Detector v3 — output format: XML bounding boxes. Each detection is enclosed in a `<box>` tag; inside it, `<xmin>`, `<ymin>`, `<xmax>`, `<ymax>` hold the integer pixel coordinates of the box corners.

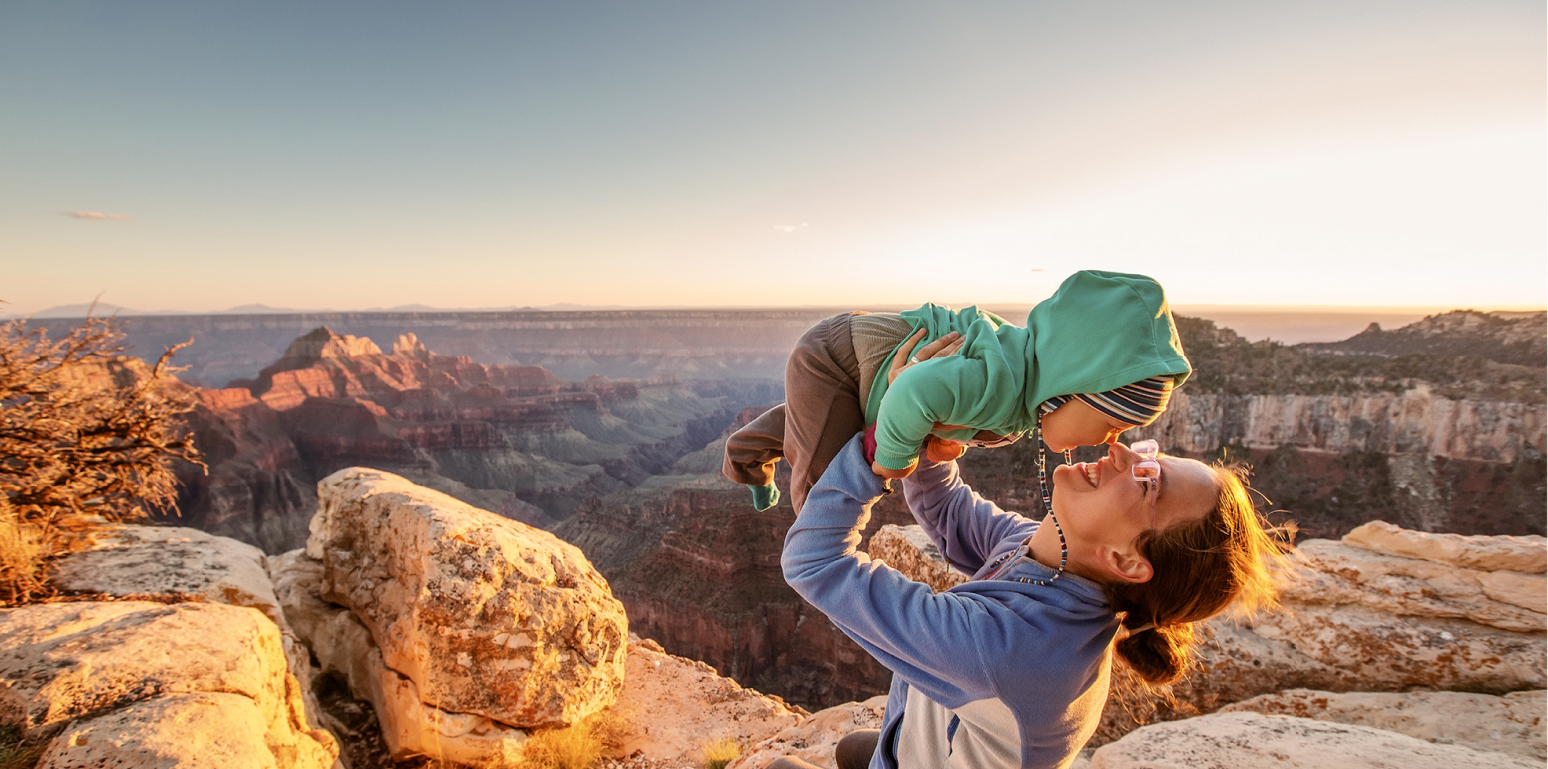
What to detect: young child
<box><xmin>723</xmin><ymin>269</ymin><xmax>1191</xmax><ymax>513</ymax></box>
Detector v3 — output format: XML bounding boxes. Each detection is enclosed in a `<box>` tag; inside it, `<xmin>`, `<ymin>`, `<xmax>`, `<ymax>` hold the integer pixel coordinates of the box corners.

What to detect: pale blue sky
<box><xmin>2</xmin><ymin>1</ymin><xmax>1543</xmax><ymax>314</ymax></box>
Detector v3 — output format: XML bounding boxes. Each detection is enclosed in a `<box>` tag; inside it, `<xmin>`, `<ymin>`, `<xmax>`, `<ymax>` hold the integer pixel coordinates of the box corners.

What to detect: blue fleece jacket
<box><xmin>782</xmin><ymin>435</ymin><xmax>1118</xmax><ymax>769</ymax></box>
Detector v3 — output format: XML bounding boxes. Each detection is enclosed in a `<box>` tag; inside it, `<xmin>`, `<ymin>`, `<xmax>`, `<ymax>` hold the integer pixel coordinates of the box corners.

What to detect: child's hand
<box><xmin>923</xmin><ymin>436</ymin><xmax>967</xmax><ymax>463</ymax></box>
<box><xmin>888</xmin><ymin>328</ymin><xmax>964</xmax><ymax>385</ymax></box>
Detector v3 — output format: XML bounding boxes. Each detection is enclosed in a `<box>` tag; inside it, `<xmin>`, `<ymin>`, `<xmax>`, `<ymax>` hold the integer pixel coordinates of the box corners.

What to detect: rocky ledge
<box><xmin>4</xmin><ymin>470</ymin><xmax>1542</xmax><ymax>768</ymax></box>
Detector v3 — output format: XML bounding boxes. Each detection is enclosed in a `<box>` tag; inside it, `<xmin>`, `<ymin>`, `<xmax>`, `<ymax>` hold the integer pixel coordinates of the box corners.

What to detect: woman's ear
<box><xmin>1101</xmin><ymin>544</ymin><xmax>1154</xmax><ymax>584</ymax></box>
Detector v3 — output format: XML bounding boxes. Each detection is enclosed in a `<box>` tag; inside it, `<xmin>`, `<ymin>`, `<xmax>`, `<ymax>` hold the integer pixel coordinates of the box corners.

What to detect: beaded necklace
<box><xmin>987</xmin><ymin>410</ymin><xmax>1070</xmax><ymax>586</ymax></box>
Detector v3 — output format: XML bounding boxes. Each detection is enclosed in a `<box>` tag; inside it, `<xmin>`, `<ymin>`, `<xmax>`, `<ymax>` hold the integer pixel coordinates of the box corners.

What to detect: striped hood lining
<box><xmin>1039</xmin><ymin>375</ymin><xmax>1175</xmax><ymax>427</ymax></box>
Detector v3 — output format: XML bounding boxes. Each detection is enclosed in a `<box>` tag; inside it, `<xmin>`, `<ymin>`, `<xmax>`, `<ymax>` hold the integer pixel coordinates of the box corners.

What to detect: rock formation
<box><xmin>0</xmin><ymin>601</ymin><xmax>337</xmax><ymax>768</ymax></box>
<box><xmin>174</xmin><ymin>326</ymin><xmax>754</xmax><ymax>553</ymax></box>
<box><xmin>264</xmin><ymin>466</ymin><xmax>803</xmax><ymax>765</ymax></box>
<box><xmin>303</xmin><ymin>468</ymin><xmax>628</xmax><ymax>748</ymax></box>
<box><xmin>1297</xmin><ymin>309</ymin><xmax>1546</xmax><ymax>367</ymax></box>
<box><xmin>1086</xmin><ymin>711</ymin><xmax>1539</xmax><ymax>769</ymax></box>
<box><xmin>728</xmin><ymin>696</ymin><xmax>888</xmax><ymax>769</ymax></box>
<box><xmin>615</xmin><ymin>636</ymin><xmax>806</xmax><ymax>759</ymax></box>
<box><xmin>1220</xmin><ymin>689</ymin><xmax>1545</xmax><ymax>760</ymax></box>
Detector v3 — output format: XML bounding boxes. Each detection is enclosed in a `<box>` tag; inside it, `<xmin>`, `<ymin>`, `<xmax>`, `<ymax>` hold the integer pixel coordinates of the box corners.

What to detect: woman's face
<box><xmin>1040</xmin><ymin>399</ymin><xmax>1136</xmax><ymax>452</ymax></box>
<box><xmin>1050</xmin><ymin>442</ymin><xmax>1218</xmax><ymax>574</ymax></box>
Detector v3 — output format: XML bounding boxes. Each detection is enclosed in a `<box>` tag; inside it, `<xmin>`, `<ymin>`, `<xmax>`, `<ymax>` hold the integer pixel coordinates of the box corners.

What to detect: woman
<box><xmin>774</xmin><ymin>346</ymin><xmax>1291</xmax><ymax>769</ymax></box>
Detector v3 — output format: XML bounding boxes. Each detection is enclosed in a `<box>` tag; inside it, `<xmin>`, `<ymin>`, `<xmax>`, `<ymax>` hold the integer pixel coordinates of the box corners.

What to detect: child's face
<box><xmin>1041</xmin><ymin>399</ymin><xmax>1135</xmax><ymax>452</ymax></box>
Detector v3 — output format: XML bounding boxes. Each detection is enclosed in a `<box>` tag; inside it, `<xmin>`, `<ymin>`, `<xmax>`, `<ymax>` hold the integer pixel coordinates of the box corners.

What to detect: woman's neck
<box><xmin>1029</xmin><ymin>513</ymin><xmax>1104</xmax><ymax>582</ymax></box>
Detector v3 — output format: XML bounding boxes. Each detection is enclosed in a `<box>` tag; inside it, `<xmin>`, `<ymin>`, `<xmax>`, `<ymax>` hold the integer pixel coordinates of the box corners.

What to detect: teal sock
<box><xmin>749</xmin><ymin>482</ymin><xmax>780</xmax><ymax>511</ymax></box>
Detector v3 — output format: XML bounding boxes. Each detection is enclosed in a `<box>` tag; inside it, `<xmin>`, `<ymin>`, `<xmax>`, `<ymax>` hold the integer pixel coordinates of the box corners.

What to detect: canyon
<box><xmin>171</xmin><ymin>327</ymin><xmax>777</xmax><ymax>553</ymax></box>
<box><xmin>54</xmin><ymin>307</ymin><xmax>1544</xmax><ymax>712</ymax></box>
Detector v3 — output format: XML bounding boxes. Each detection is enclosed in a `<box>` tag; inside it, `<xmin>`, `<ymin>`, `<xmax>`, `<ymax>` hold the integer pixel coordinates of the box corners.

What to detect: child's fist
<box><xmin>923</xmin><ymin>437</ymin><xmax>967</xmax><ymax>463</ymax></box>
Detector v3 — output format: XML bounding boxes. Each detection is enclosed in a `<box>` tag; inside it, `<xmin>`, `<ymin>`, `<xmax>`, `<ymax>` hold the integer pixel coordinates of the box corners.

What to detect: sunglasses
<box><xmin>1128</xmin><ymin>439</ymin><xmax>1162</xmax><ymax>525</ymax></box>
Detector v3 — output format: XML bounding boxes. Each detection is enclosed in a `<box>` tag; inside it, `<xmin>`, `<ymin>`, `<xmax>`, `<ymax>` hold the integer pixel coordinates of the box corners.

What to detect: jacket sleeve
<box><xmin>871</xmin><ymin>356</ymin><xmax>988</xmax><ymax>470</ymax></box>
<box><xmin>782</xmin><ymin>434</ymin><xmax>998</xmax><ymax>706</ymax></box>
<box><xmin>901</xmin><ymin>458</ymin><xmax>1036</xmax><ymax>576</ymax></box>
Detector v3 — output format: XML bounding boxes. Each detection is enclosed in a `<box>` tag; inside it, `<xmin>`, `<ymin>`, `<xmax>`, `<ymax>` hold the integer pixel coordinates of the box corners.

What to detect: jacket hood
<box><xmin>1022</xmin><ymin>270</ymin><xmax>1191</xmax><ymax>419</ymax></box>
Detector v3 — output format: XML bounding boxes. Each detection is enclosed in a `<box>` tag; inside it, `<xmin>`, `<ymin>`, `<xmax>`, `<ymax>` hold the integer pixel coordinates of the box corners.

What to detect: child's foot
<box><xmin>750</xmin><ymin>482</ymin><xmax>780</xmax><ymax>511</ymax></box>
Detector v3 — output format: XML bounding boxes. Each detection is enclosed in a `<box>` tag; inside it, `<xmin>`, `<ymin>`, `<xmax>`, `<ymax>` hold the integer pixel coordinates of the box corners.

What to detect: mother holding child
<box><xmin>722</xmin><ymin>271</ymin><xmax>1293</xmax><ymax>769</ymax></box>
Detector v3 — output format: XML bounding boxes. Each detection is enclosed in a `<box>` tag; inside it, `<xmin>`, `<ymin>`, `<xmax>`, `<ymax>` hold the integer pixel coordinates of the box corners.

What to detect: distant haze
<box><xmin>11</xmin><ymin>302</ymin><xmax>1493</xmax><ymax>346</ymax></box>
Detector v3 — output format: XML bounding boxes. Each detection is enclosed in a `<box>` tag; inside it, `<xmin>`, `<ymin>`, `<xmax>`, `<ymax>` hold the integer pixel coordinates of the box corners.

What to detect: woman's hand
<box><xmin>884</xmin><ymin>328</ymin><xmax>968</xmax><ymax>467</ymax></box>
<box><xmin>887</xmin><ymin>328</ymin><xmax>964</xmax><ymax>385</ymax></box>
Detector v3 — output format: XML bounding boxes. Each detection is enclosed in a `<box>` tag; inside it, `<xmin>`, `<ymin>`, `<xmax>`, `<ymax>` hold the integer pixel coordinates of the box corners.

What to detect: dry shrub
<box><xmin>517</xmin><ymin>707</ymin><xmax>630</xmax><ymax>769</ymax></box>
<box><xmin>698</xmin><ymin>736</ymin><xmax>742</xmax><ymax>769</ymax></box>
<box><xmin>0</xmin><ymin>314</ymin><xmax>203</xmax><ymax>603</ymax></box>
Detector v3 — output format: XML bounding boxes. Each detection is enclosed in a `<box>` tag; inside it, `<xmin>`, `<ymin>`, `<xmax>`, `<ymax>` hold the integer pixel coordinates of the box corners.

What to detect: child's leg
<box><xmin>782</xmin><ymin>313</ymin><xmax>865</xmax><ymax>513</ymax></box>
<box><xmin>722</xmin><ymin>403</ymin><xmax>786</xmax><ymax>487</ymax></box>
<box><xmin>722</xmin><ymin>313</ymin><xmax>864</xmax><ymax>512</ymax></box>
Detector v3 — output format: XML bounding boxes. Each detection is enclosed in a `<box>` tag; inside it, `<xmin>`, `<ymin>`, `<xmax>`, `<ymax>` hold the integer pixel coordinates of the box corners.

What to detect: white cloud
<box><xmin>63</xmin><ymin>211</ymin><xmax>132</xmax><ymax>221</ymax></box>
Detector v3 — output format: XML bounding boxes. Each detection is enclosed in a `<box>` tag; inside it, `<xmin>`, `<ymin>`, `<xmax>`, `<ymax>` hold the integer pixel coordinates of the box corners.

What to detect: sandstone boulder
<box><xmin>47</xmin><ymin>522</ymin><xmax>330</xmax><ymax>738</ymax></box>
<box><xmin>271</xmin><ymin>548</ymin><xmax>530</xmax><ymax>764</ymax></box>
<box><xmin>1221</xmin><ymin>688</ymin><xmax>1546</xmax><ymax>760</ymax></box>
<box><xmin>307</xmin><ymin>467</ymin><xmax>628</xmax><ymax>730</ymax></box>
<box><xmin>1344</xmin><ymin>520</ymin><xmax>1547</xmax><ymax>573</ymax></box>
<box><xmin>0</xmin><ymin>601</ymin><xmax>335</xmax><ymax>768</ymax></box>
<box><xmin>38</xmin><ymin>693</ymin><xmax>296</xmax><ymax>769</ymax></box>
<box><xmin>614</xmin><ymin>636</ymin><xmax>805</xmax><ymax>761</ymax></box>
<box><xmin>1087</xmin><ymin>711</ymin><xmax>1538</xmax><ymax>769</ymax></box>
<box><xmin>49</xmin><ymin>524</ymin><xmax>288</xmax><ymax>628</ymax></box>
<box><xmin>728</xmin><ymin>695</ymin><xmax>887</xmax><ymax>769</ymax></box>
<box><xmin>868</xmin><ymin>525</ymin><xmax>967</xmax><ymax>594</ymax></box>
<box><xmin>1292</xmin><ymin>535</ymin><xmax>1546</xmax><ymax>630</ymax></box>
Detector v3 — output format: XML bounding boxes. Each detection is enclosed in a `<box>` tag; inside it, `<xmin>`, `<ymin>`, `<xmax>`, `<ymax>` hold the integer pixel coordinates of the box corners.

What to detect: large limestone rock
<box><xmin>1087</xmin><ymin>711</ymin><xmax>1538</xmax><ymax>769</ymax></box>
<box><xmin>271</xmin><ymin>548</ymin><xmax>531</xmax><ymax>764</ymax></box>
<box><xmin>0</xmin><ymin>601</ymin><xmax>336</xmax><ymax>768</ymax></box>
<box><xmin>1222</xmin><ymin>688</ymin><xmax>1546</xmax><ymax>760</ymax></box>
<box><xmin>49</xmin><ymin>524</ymin><xmax>288</xmax><ymax>629</ymax></box>
<box><xmin>868</xmin><ymin>525</ymin><xmax>967</xmax><ymax>594</ymax></box>
<box><xmin>728</xmin><ymin>696</ymin><xmax>888</xmax><ymax>769</ymax></box>
<box><xmin>614</xmin><ymin>636</ymin><xmax>805</xmax><ymax>761</ymax></box>
<box><xmin>38</xmin><ymin>693</ymin><xmax>297</xmax><ymax>769</ymax></box>
<box><xmin>46</xmin><ymin>522</ymin><xmax>331</xmax><ymax>742</ymax></box>
<box><xmin>307</xmin><ymin>467</ymin><xmax>628</xmax><ymax>731</ymax></box>
<box><xmin>274</xmin><ymin>547</ymin><xmax>804</xmax><ymax>765</ymax></box>
<box><xmin>1343</xmin><ymin>520</ymin><xmax>1547</xmax><ymax>574</ymax></box>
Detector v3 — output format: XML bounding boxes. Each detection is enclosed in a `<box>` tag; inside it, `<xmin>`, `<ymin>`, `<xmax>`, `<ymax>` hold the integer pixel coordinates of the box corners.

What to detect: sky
<box><xmin>2</xmin><ymin>1</ymin><xmax>1543</xmax><ymax>315</ymax></box>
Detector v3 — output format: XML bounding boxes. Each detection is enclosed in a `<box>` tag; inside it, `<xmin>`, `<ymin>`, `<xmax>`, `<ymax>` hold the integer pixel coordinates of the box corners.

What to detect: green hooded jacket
<box><xmin>866</xmin><ymin>270</ymin><xmax>1192</xmax><ymax>471</ymax></box>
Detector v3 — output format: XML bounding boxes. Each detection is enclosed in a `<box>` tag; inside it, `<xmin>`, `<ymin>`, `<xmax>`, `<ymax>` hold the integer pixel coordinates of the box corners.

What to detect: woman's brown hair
<box><xmin>1104</xmin><ymin>462</ymin><xmax>1294</xmax><ymax>686</ymax></box>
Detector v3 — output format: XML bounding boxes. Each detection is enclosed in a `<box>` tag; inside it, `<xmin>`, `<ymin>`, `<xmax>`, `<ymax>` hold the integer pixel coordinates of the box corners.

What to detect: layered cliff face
<box><xmin>556</xmin><ymin>478</ymin><xmax>922</xmax><ymax>710</ymax></box>
<box><xmin>175</xmin><ymin>327</ymin><xmax>756</xmax><ymax>553</ymax></box>
<box><xmin>1123</xmin><ymin>316</ymin><xmax>1546</xmax><ymax>538</ymax></box>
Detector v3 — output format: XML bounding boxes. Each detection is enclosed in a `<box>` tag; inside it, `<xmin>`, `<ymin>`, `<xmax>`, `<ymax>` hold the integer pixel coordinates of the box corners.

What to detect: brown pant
<box><xmin>723</xmin><ymin>313</ymin><xmax>866</xmax><ymax>513</ymax></box>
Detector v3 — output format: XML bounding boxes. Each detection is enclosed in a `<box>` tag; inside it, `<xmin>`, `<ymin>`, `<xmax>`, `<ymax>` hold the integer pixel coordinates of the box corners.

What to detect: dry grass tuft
<box><xmin>698</xmin><ymin>736</ymin><xmax>742</xmax><ymax>769</ymax></box>
<box><xmin>515</xmin><ymin>706</ymin><xmax>631</xmax><ymax>769</ymax></box>
<box><xmin>0</xmin><ymin>500</ymin><xmax>46</xmax><ymax>603</ymax></box>
<box><xmin>0</xmin><ymin>724</ymin><xmax>47</xmax><ymax>769</ymax></box>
